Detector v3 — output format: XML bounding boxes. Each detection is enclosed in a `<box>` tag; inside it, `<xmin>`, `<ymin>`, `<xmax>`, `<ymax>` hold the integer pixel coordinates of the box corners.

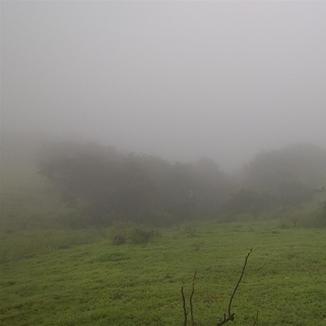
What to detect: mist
<box><xmin>2</xmin><ymin>2</ymin><xmax>326</xmax><ymax>171</ymax></box>
<box><xmin>3</xmin><ymin>3</ymin><xmax>326</xmax><ymax>325</ymax></box>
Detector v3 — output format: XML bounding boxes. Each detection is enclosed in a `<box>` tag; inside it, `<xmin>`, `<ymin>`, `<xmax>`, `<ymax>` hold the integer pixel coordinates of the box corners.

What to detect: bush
<box><xmin>110</xmin><ymin>225</ymin><xmax>156</xmax><ymax>245</ymax></box>
<box><xmin>111</xmin><ymin>224</ymin><xmax>128</xmax><ymax>245</ymax></box>
<box><xmin>128</xmin><ymin>228</ymin><xmax>154</xmax><ymax>244</ymax></box>
<box><xmin>112</xmin><ymin>233</ymin><xmax>127</xmax><ymax>245</ymax></box>
<box><xmin>310</xmin><ymin>201</ymin><xmax>326</xmax><ymax>227</ymax></box>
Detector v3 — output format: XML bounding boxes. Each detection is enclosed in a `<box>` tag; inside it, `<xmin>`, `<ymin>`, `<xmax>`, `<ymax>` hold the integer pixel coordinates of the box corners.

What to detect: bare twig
<box><xmin>189</xmin><ymin>271</ymin><xmax>197</xmax><ymax>325</ymax></box>
<box><xmin>181</xmin><ymin>286</ymin><xmax>188</xmax><ymax>326</ymax></box>
<box><xmin>216</xmin><ymin>312</ymin><xmax>234</xmax><ymax>326</ymax></box>
<box><xmin>228</xmin><ymin>249</ymin><xmax>253</xmax><ymax>315</ymax></box>
<box><xmin>217</xmin><ymin>248</ymin><xmax>253</xmax><ymax>326</ymax></box>
<box><xmin>253</xmin><ymin>311</ymin><xmax>259</xmax><ymax>326</ymax></box>
<box><xmin>180</xmin><ymin>249</ymin><xmax>254</xmax><ymax>326</ymax></box>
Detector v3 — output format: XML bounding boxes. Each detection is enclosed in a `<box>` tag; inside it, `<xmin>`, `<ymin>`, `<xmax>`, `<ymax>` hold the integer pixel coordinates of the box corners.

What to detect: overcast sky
<box><xmin>2</xmin><ymin>1</ymin><xmax>326</xmax><ymax>170</ymax></box>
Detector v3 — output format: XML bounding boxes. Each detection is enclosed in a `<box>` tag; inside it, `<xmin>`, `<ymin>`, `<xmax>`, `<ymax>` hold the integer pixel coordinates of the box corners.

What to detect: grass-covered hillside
<box><xmin>0</xmin><ymin>141</ymin><xmax>80</xmax><ymax>231</ymax></box>
<box><xmin>1</xmin><ymin>139</ymin><xmax>326</xmax><ymax>325</ymax></box>
<box><xmin>1</xmin><ymin>222</ymin><xmax>326</xmax><ymax>326</ymax></box>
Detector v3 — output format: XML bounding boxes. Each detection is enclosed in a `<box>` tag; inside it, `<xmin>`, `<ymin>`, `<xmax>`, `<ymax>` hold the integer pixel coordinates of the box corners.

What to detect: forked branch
<box><xmin>217</xmin><ymin>248</ymin><xmax>253</xmax><ymax>326</ymax></box>
<box><xmin>180</xmin><ymin>249</ymin><xmax>253</xmax><ymax>326</ymax></box>
<box><xmin>181</xmin><ymin>285</ymin><xmax>188</xmax><ymax>326</ymax></box>
<box><xmin>189</xmin><ymin>271</ymin><xmax>197</xmax><ymax>325</ymax></box>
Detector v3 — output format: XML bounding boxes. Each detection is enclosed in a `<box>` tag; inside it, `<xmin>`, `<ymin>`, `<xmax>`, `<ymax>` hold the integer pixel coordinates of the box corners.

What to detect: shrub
<box><xmin>128</xmin><ymin>228</ymin><xmax>154</xmax><ymax>244</ymax></box>
<box><xmin>111</xmin><ymin>225</ymin><xmax>156</xmax><ymax>245</ymax></box>
<box><xmin>112</xmin><ymin>233</ymin><xmax>127</xmax><ymax>245</ymax></box>
<box><xmin>111</xmin><ymin>224</ymin><xmax>128</xmax><ymax>245</ymax></box>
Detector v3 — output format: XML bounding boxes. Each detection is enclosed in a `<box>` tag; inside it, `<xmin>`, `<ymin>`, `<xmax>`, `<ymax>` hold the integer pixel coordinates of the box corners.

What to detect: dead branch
<box><xmin>180</xmin><ymin>249</ymin><xmax>253</xmax><ymax>326</ymax></box>
<box><xmin>181</xmin><ymin>285</ymin><xmax>188</xmax><ymax>326</ymax></box>
<box><xmin>252</xmin><ymin>311</ymin><xmax>259</xmax><ymax>326</ymax></box>
<box><xmin>189</xmin><ymin>271</ymin><xmax>197</xmax><ymax>325</ymax></box>
<box><xmin>216</xmin><ymin>248</ymin><xmax>253</xmax><ymax>326</ymax></box>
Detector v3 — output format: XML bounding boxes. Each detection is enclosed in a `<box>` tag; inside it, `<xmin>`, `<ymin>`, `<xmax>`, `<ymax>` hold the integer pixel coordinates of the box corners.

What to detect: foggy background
<box><xmin>2</xmin><ymin>1</ymin><xmax>326</xmax><ymax>171</ymax></box>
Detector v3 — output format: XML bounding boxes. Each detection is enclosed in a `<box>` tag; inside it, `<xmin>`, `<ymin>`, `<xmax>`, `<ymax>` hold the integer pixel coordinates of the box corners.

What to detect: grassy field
<box><xmin>1</xmin><ymin>222</ymin><xmax>326</xmax><ymax>326</ymax></box>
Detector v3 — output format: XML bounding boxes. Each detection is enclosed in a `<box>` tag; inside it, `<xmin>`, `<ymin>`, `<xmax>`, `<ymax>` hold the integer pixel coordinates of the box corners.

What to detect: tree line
<box><xmin>39</xmin><ymin>142</ymin><xmax>326</xmax><ymax>226</ymax></box>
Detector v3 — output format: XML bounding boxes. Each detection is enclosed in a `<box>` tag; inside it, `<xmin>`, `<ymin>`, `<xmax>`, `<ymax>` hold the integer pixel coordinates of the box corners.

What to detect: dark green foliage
<box><xmin>225</xmin><ymin>189</ymin><xmax>274</xmax><ymax>216</ymax></box>
<box><xmin>112</xmin><ymin>233</ymin><xmax>127</xmax><ymax>246</ymax></box>
<box><xmin>111</xmin><ymin>225</ymin><xmax>156</xmax><ymax>245</ymax></box>
<box><xmin>308</xmin><ymin>200</ymin><xmax>326</xmax><ymax>228</ymax></box>
<box><xmin>37</xmin><ymin>142</ymin><xmax>326</xmax><ymax>227</ymax></box>
<box><xmin>220</xmin><ymin>144</ymin><xmax>326</xmax><ymax>220</ymax></box>
<box><xmin>110</xmin><ymin>224</ymin><xmax>128</xmax><ymax>245</ymax></box>
<box><xmin>241</xmin><ymin>144</ymin><xmax>326</xmax><ymax>207</ymax></box>
<box><xmin>39</xmin><ymin>143</ymin><xmax>231</xmax><ymax>226</ymax></box>
<box><xmin>321</xmin><ymin>200</ymin><xmax>326</xmax><ymax>218</ymax></box>
<box><xmin>128</xmin><ymin>228</ymin><xmax>154</xmax><ymax>244</ymax></box>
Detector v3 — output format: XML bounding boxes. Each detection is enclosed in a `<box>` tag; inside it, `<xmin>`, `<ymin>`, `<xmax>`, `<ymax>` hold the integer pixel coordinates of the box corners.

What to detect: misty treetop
<box><xmin>39</xmin><ymin>142</ymin><xmax>232</xmax><ymax>225</ymax></box>
<box><xmin>37</xmin><ymin>141</ymin><xmax>326</xmax><ymax>226</ymax></box>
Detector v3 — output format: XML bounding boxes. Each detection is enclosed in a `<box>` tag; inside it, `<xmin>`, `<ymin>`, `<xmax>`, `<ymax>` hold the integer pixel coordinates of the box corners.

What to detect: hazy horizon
<box><xmin>2</xmin><ymin>1</ymin><xmax>326</xmax><ymax>170</ymax></box>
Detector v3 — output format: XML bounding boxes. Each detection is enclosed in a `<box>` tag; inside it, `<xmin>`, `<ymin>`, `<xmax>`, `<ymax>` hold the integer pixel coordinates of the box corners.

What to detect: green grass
<box><xmin>1</xmin><ymin>222</ymin><xmax>326</xmax><ymax>325</ymax></box>
<box><xmin>0</xmin><ymin>160</ymin><xmax>84</xmax><ymax>231</ymax></box>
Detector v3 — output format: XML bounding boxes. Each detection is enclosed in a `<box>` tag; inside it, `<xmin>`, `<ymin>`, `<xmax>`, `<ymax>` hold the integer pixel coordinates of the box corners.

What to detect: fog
<box><xmin>2</xmin><ymin>1</ymin><xmax>326</xmax><ymax>170</ymax></box>
<box><xmin>2</xmin><ymin>4</ymin><xmax>326</xmax><ymax>323</ymax></box>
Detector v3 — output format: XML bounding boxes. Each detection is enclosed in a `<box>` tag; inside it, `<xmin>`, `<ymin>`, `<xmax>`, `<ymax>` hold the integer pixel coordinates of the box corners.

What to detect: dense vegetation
<box><xmin>39</xmin><ymin>142</ymin><xmax>232</xmax><ymax>226</ymax></box>
<box><xmin>36</xmin><ymin>141</ymin><xmax>326</xmax><ymax>228</ymax></box>
<box><xmin>2</xmin><ymin>137</ymin><xmax>326</xmax><ymax>232</ymax></box>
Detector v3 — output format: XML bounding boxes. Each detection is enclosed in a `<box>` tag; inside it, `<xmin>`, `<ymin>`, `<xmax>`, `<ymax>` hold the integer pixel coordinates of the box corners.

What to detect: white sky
<box><xmin>2</xmin><ymin>1</ymin><xmax>326</xmax><ymax>170</ymax></box>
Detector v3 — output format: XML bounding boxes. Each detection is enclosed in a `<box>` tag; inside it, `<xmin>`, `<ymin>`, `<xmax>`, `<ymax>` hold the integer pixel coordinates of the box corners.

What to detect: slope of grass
<box><xmin>1</xmin><ymin>222</ymin><xmax>326</xmax><ymax>325</ymax></box>
<box><xmin>0</xmin><ymin>159</ymin><xmax>81</xmax><ymax>231</ymax></box>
